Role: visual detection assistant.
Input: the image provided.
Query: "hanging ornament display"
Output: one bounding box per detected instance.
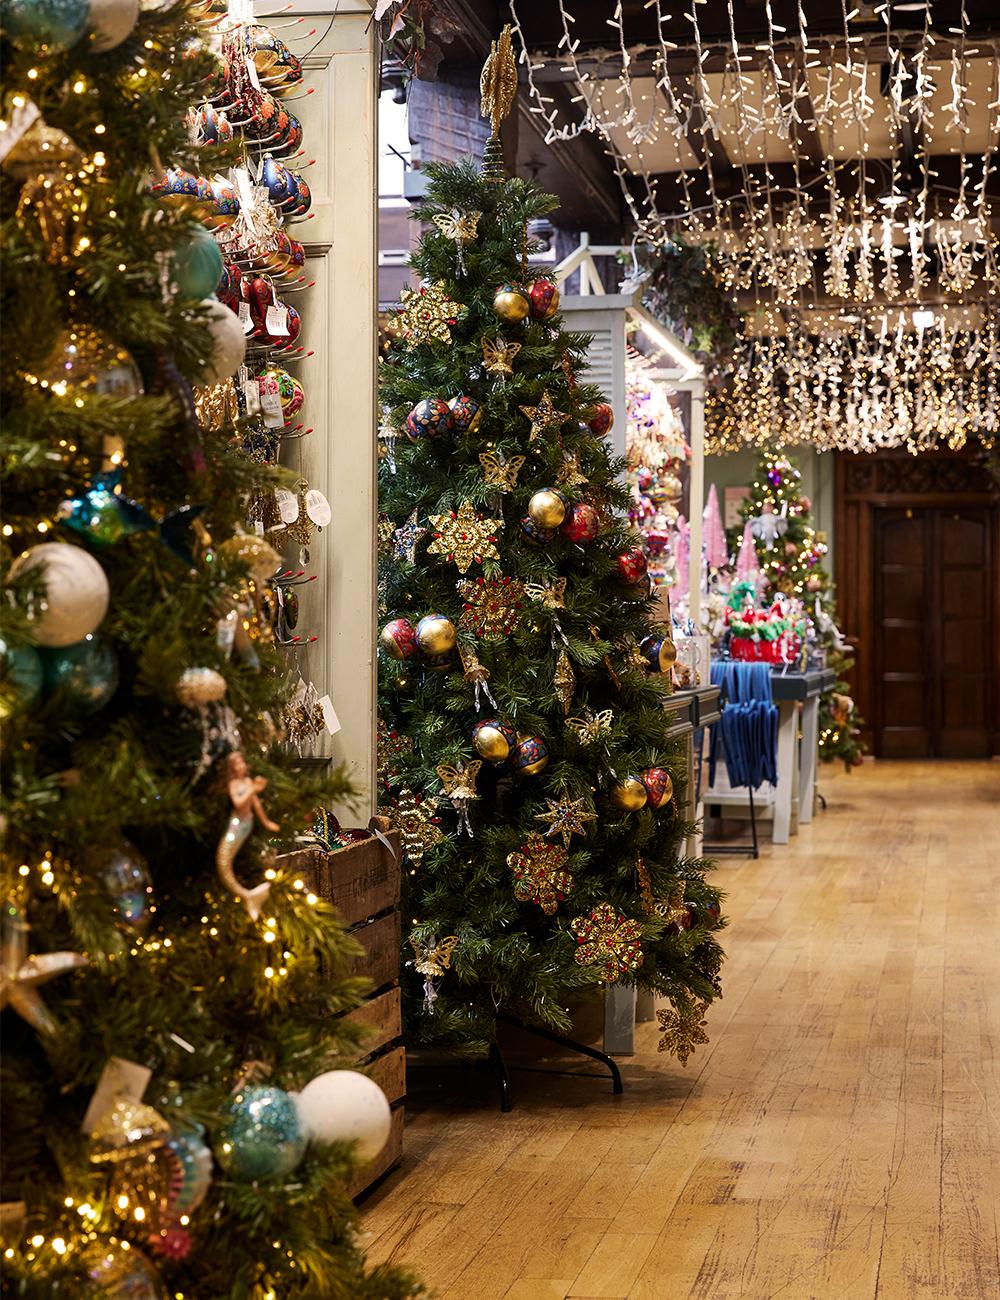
[431,209,481,274]
[457,574,524,640]
[471,717,516,764]
[436,759,480,837]
[391,510,427,564]
[527,488,568,529]
[479,450,525,491]
[414,613,456,657]
[294,1070,392,1163]
[404,397,453,442]
[379,618,419,660]
[481,336,521,377]
[553,648,575,715]
[409,932,459,1013]
[507,833,574,915]
[492,282,530,322]
[641,767,673,810]
[214,1085,306,1181]
[395,281,464,346]
[215,751,279,920]
[657,1001,710,1066]
[426,501,501,574]
[519,390,569,443]
[610,775,648,813]
[383,789,444,868]
[0,900,87,1035]
[527,276,560,320]
[509,733,548,778]
[570,903,644,981]
[533,795,597,848]
[8,542,109,647]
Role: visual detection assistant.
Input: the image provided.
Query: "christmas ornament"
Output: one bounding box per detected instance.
[215,1085,306,1181]
[3,0,88,52]
[657,1001,710,1066]
[377,721,413,782]
[457,574,524,640]
[391,510,427,564]
[405,397,453,442]
[415,613,456,657]
[176,667,226,708]
[525,577,567,610]
[295,1070,392,1163]
[447,394,482,434]
[379,618,419,660]
[83,1241,165,1293]
[216,751,279,920]
[492,282,530,322]
[459,643,497,710]
[90,1098,169,1161]
[426,500,501,574]
[556,450,588,488]
[565,709,613,746]
[199,297,246,383]
[510,733,548,777]
[527,276,560,320]
[170,225,223,300]
[507,832,573,915]
[479,22,517,180]
[8,543,109,647]
[518,515,555,547]
[437,759,480,836]
[616,547,648,585]
[471,717,516,763]
[553,648,575,714]
[750,507,788,545]
[640,635,676,673]
[99,841,153,931]
[641,767,673,809]
[588,403,615,437]
[0,900,87,1035]
[519,390,569,443]
[85,0,138,50]
[58,469,205,564]
[533,795,597,848]
[0,636,43,717]
[527,488,568,529]
[570,903,643,981]
[410,932,459,1012]
[479,450,525,491]
[431,209,481,274]
[384,789,443,868]
[481,336,521,377]
[395,281,463,346]
[41,636,118,715]
[560,502,600,544]
[610,776,648,812]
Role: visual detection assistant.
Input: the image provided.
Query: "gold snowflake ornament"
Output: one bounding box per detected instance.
[396,281,464,347]
[426,500,502,574]
[507,832,574,915]
[458,574,525,640]
[657,1001,710,1066]
[570,902,644,982]
[384,789,444,868]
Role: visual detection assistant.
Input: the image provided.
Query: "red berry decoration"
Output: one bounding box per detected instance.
[559,502,600,544]
[641,767,673,809]
[528,277,561,320]
[588,403,614,437]
[379,618,418,660]
[405,398,453,442]
[616,547,648,585]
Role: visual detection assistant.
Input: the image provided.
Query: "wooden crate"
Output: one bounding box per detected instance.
[343,986,402,1057]
[346,1103,404,1199]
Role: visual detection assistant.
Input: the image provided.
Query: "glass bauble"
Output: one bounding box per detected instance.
[170,225,223,301]
[0,636,44,717]
[3,0,88,52]
[32,327,143,401]
[214,1085,306,1181]
[8,542,109,646]
[41,634,118,714]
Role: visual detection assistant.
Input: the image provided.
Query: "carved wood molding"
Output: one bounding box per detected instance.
[840,452,988,499]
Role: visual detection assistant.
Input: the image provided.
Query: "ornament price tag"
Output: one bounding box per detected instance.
[81,1057,152,1135]
[234,165,255,212]
[238,301,254,336]
[273,487,299,524]
[0,97,40,163]
[318,694,341,735]
[305,489,331,527]
[259,377,284,428]
[245,55,262,92]
[265,305,290,337]
[242,377,261,413]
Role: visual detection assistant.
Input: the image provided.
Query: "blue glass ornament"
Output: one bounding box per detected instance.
[100,841,153,931]
[405,397,452,442]
[41,635,118,714]
[214,1086,305,1181]
[58,469,152,545]
[261,154,292,205]
[0,636,44,716]
[170,225,223,301]
[3,0,89,52]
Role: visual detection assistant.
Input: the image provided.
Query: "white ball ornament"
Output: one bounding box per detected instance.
[199,298,246,384]
[8,543,109,647]
[87,0,139,50]
[295,1070,392,1164]
[176,667,227,707]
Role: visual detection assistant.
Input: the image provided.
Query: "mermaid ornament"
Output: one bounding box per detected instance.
[216,751,279,919]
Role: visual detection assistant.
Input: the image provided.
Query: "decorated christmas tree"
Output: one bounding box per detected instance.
[0,2,418,1296]
[739,450,867,768]
[377,29,724,1060]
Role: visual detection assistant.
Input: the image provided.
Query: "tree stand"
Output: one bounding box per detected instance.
[488,1011,624,1112]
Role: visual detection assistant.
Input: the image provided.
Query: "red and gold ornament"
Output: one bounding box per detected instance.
[616,547,648,585]
[380,618,418,660]
[570,903,644,981]
[447,394,483,435]
[527,277,560,320]
[641,767,673,809]
[588,403,614,437]
[457,574,525,640]
[560,502,600,544]
[507,832,574,915]
[510,733,548,777]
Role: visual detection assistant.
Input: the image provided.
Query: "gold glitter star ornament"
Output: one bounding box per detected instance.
[534,795,598,848]
[0,900,87,1036]
[426,500,502,574]
[520,390,570,443]
[395,281,464,347]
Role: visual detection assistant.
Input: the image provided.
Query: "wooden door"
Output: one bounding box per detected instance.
[874,505,994,757]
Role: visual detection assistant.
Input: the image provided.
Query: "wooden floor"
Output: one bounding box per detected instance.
[361,762,1000,1300]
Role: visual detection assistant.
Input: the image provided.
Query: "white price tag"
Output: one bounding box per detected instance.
[237,300,254,335]
[260,386,284,429]
[265,304,290,337]
[242,378,261,414]
[81,1057,152,1135]
[318,694,341,736]
[274,488,299,523]
[305,489,331,527]
[233,165,255,210]
[245,55,262,92]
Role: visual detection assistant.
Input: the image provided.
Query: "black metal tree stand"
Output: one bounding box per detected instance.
[487,1011,624,1113]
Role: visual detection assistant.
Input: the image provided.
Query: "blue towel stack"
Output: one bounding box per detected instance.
[709,661,779,790]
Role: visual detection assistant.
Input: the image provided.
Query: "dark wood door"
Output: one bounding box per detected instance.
[874,505,994,758]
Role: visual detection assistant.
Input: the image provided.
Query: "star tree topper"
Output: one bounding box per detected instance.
[426,500,502,574]
[534,795,598,848]
[520,390,570,443]
[1,901,88,1036]
[396,281,464,347]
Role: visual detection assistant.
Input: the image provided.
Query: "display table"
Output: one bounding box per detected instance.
[704,666,835,846]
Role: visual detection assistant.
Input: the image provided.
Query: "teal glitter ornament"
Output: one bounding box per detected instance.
[58,469,151,546]
[170,225,224,301]
[2,0,90,52]
[41,634,118,714]
[214,1085,305,1181]
[0,636,44,717]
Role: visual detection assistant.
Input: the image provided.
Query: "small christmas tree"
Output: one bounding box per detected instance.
[377,29,724,1060]
[0,4,419,1296]
[739,451,867,768]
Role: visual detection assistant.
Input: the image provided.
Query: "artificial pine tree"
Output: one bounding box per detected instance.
[0,3,419,1297]
[739,450,867,768]
[377,30,724,1060]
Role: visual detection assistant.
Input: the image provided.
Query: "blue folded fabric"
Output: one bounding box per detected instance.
[709,660,778,790]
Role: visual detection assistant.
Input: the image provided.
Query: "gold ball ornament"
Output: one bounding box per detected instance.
[493,283,530,323]
[415,613,457,657]
[527,488,569,529]
[610,776,648,812]
[510,733,549,777]
[472,718,516,764]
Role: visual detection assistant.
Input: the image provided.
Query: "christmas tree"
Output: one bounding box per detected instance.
[739,450,867,768]
[377,29,724,1059]
[0,3,418,1296]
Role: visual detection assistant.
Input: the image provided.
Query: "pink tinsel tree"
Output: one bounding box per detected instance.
[735,519,757,580]
[673,515,689,597]
[703,482,728,570]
